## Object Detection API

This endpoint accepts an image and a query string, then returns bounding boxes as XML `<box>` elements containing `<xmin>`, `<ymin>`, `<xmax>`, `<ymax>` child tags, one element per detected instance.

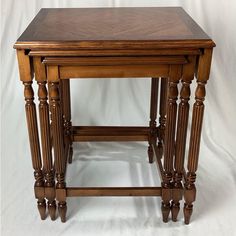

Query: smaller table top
<box><xmin>14</xmin><ymin>7</ymin><xmax>215</xmax><ymax>50</ymax></box>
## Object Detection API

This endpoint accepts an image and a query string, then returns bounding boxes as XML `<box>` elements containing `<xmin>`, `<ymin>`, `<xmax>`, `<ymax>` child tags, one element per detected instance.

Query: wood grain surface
<box><xmin>14</xmin><ymin>7</ymin><xmax>215</xmax><ymax>49</ymax></box>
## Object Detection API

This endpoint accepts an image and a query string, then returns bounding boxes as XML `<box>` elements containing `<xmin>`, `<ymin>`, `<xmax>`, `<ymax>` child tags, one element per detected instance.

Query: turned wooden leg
<box><xmin>58</xmin><ymin>202</ymin><xmax>67</xmax><ymax>221</ymax></box>
<box><xmin>33</xmin><ymin>167</ymin><xmax>46</xmax><ymax>221</ymax></box>
<box><xmin>56</xmin><ymin>173</ymin><xmax>67</xmax><ymax>223</ymax></box>
<box><xmin>171</xmin><ymin>56</ymin><xmax>196</xmax><ymax>222</ymax></box>
<box><xmin>17</xmin><ymin>50</ymin><xmax>47</xmax><ymax>220</ymax></box>
<box><xmin>48</xmin><ymin>66</ymin><xmax>67</xmax><ymax>222</ymax></box>
<box><xmin>161</xmin><ymin>173</ymin><xmax>172</xmax><ymax>223</ymax></box>
<box><xmin>38</xmin><ymin>81</ymin><xmax>56</xmax><ymax>220</ymax></box>
<box><xmin>162</xmin><ymin>65</ymin><xmax>182</xmax><ymax>223</ymax></box>
<box><xmin>59</xmin><ymin>81</ymin><xmax>66</xmax><ymax>169</ymax></box>
<box><xmin>61</xmin><ymin>80</ymin><xmax>73</xmax><ymax>164</ymax></box>
<box><xmin>34</xmin><ymin>57</ymin><xmax>56</xmax><ymax>221</ymax></box>
<box><xmin>37</xmin><ymin>199</ymin><xmax>46</xmax><ymax>220</ymax></box>
<box><xmin>50</xmin><ymin>81</ymin><xmax>67</xmax><ymax>222</ymax></box>
<box><xmin>148</xmin><ymin>77</ymin><xmax>159</xmax><ymax>163</ymax></box>
<box><xmin>157</xmin><ymin>77</ymin><xmax>168</xmax><ymax>158</ymax></box>
<box><xmin>184</xmin><ymin>49</ymin><xmax>213</xmax><ymax>224</ymax></box>
<box><xmin>24</xmin><ymin>81</ymin><xmax>46</xmax><ymax>220</ymax></box>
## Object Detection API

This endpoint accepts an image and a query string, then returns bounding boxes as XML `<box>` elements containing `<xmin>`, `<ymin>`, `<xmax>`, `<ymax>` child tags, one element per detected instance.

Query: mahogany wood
<box><xmin>171</xmin><ymin>56</ymin><xmax>196</xmax><ymax>222</ymax></box>
<box><xmin>184</xmin><ymin>48</ymin><xmax>213</xmax><ymax>224</ymax></box>
<box><xmin>16</xmin><ymin>50</ymin><xmax>33</xmax><ymax>82</ymax></box>
<box><xmin>58</xmin><ymin>80</ymin><xmax>69</xmax><ymax>167</ymax></box>
<box><xmin>59</xmin><ymin>81</ymin><xmax>71</xmax><ymax>170</ymax></box>
<box><xmin>29</xmin><ymin>48</ymin><xmax>202</xmax><ymax>57</ymax></box>
<box><xmin>43</xmin><ymin>56</ymin><xmax>188</xmax><ymax>66</ymax></box>
<box><xmin>43</xmin><ymin>56</ymin><xmax>187</xmax><ymax>79</ymax></box>
<box><xmin>14</xmin><ymin>8</ymin><xmax>215</xmax><ymax>50</ymax></box>
<box><xmin>34</xmin><ymin>57</ymin><xmax>56</xmax><ymax>221</ymax></box>
<box><xmin>67</xmin><ymin>187</ymin><xmax>162</xmax><ymax>197</ymax></box>
<box><xmin>148</xmin><ymin>78</ymin><xmax>159</xmax><ymax>163</ymax></box>
<box><xmin>28</xmin><ymin>49</ymin><xmax>202</xmax><ymax>57</ymax></box>
<box><xmin>60</xmin><ymin>65</ymin><xmax>169</xmax><ymax>79</ymax></box>
<box><xmin>162</xmin><ymin>65</ymin><xmax>182</xmax><ymax>223</ymax></box>
<box><xmin>17</xmin><ymin>51</ymin><xmax>46</xmax><ymax>220</ymax></box>
<box><xmin>48</xmin><ymin>67</ymin><xmax>67</xmax><ymax>223</ymax></box>
<box><xmin>25</xmin><ymin>81</ymin><xmax>46</xmax><ymax>220</ymax></box>
<box><xmin>61</xmin><ymin>80</ymin><xmax>73</xmax><ymax>164</ymax></box>
<box><xmin>15</xmin><ymin>7</ymin><xmax>215</xmax><ymax>225</ymax></box>
<box><xmin>157</xmin><ymin>77</ymin><xmax>168</xmax><ymax>157</ymax></box>
<box><xmin>72</xmin><ymin>126</ymin><xmax>150</xmax><ymax>142</ymax></box>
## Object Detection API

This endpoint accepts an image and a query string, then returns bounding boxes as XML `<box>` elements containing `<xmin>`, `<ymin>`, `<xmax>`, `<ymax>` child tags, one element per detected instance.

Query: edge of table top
<box><xmin>14</xmin><ymin>7</ymin><xmax>216</xmax><ymax>50</ymax></box>
<box><xmin>14</xmin><ymin>39</ymin><xmax>216</xmax><ymax>50</ymax></box>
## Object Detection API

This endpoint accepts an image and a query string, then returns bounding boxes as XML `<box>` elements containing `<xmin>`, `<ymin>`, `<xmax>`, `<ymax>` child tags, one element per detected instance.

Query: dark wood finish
<box><xmin>25</xmin><ymin>81</ymin><xmax>46</xmax><ymax>220</ymax></box>
<box><xmin>22</xmin><ymin>82</ymin><xmax>41</xmax><ymax>173</ymax></box>
<box><xmin>67</xmin><ymin>187</ymin><xmax>162</xmax><ymax>197</ymax></box>
<box><xmin>171</xmin><ymin>56</ymin><xmax>196</xmax><ymax>222</ymax></box>
<box><xmin>58</xmin><ymin>80</ymin><xmax>71</xmax><ymax>168</ymax></box>
<box><xmin>34</xmin><ymin>57</ymin><xmax>56</xmax><ymax>221</ymax></box>
<box><xmin>17</xmin><ymin>50</ymin><xmax>46</xmax><ymax>220</ymax></box>
<box><xmin>48</xmin><ymin>66</ymin><xmax>67</xmax><ymax>223</ymax></box>
<box><xmin>42</xmin><ymin>56</ymin><xmax>187</xmax><ymax>79</ymax></box>
<box><xmin>184</xmin><ymin>48</ymin><xmax>213</xmax><ymax>224</ymax></box>
<box><xmin>16</xmin><ymin>50</ymin><xmax>33</xmax><ymax>82</ymax></box>
<box><xmin>157</xmin><ymin>77</ymin><xmax>168</xmax><ymax>157</ymax></box>
<box><xmin>72</xmin><ymin>126</ymin><xmax>150</xmax><ymax>142</ymax></box>
<box><xmin>15</xmin><ymin>7</ymin><xmax>215</xmax><ymax>225</ymax></box>
<box><xmin>61</xmin><ymin>80</ymin><xmax>73</xmax><ymax>164</ymax></box>
<box><xmin>148</xmin><ymin>78</ymin><xmax>159</xmax><ymax>163</ymax></box>
<box><xmin>43</xmin><ymin>56</ymin><xmax>188</xmax><ymax>66</ymax></box>
<box><xmin>162</xmin><ymin>65</ymin><xmax>182</xmax><ymax>223</ymax></box>
<box><xmin>28</xmin><ymin>48</ymin><xmax>202</xmax><ymax>57</ymax></box>
<box><xmin>14</xmin><ymin>8</ymin><xmax>215</xmax><ymax>50</ymax></box>
<box><xmin>59</xmin><ymin>65</ymin><xmax>169</xmax><ymax>79</ymax></box>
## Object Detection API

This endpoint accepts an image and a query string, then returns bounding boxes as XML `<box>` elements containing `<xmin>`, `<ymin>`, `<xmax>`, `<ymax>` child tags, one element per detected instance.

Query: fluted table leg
<box><xmin>171</xmin><ymin>56</ymin><xmax>196</xmax><ymax>221</ymax></box>
<box><xmin>148</xmin><ymin>77</ymin><xmax>159</xmax><ymax>163</ymax></box>
<box><xmin>17</xmin><ymin>50</ymin><xmax>46</xmax><ymax>220</ymax></box>
<box><xmin>184</xmin><ymin>49</ymin><xmax>213</xmax><ymax>224</ymax></box>
<box><xmin>34</xmin><ymin>57</ymin><xmax>56</xmax><ymax>221</ymax></box>
<box><xmin>157</xmin><ymin>77</ymin><xmax>168</xmax><ymax>158</ymax></box>
<box><xmin>61</xmin><ymin>80</ymin><xmax>73</xmax><ymax>164</ymax></box>
<box><xmin>48</xmin><ymin>66</ymin><xmax>67</xmax><ymax>223</ymax></box>
<box><xmin>24</xmin><ymin>81</ymin><xmax>46</xmax><ymax>220</ymax></box>
<box><xmin>162</xmin><ymin>65</ymin><xmax>182</xmax><ymax>223</ymax></box>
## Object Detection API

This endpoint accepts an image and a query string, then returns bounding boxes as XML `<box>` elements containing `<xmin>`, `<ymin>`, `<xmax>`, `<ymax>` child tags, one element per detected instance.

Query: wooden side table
<box><xmin>14</xmin><ymin>7</ymin><xmax>215</xmax><ymax>224</ymax></box>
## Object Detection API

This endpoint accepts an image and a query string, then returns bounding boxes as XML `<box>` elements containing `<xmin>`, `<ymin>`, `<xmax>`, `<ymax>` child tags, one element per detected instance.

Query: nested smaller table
<box><xmin>14</xmin><ymin>7</ymin><xmax>215</xmax><ymax>224</ymax></box>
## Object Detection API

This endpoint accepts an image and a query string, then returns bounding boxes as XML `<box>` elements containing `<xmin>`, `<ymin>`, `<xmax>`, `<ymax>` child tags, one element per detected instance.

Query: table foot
<box><xmin>37</xmin><ymin>199</ymin><xmax>46</xmax><ymax>220</ymax></box>
<box><xmin>171</xmin><ymin>201</ymin><xmax>180</xmax><ymax>222</ymax></box>
<box><xmin>184</xmin><ymin>203</ymin><xmax>193</xmax><ymax>224</ymax></box>
<box><xmin>171</xmin><ymin>173</ymin><xmax>183</xmax><ymax>222</ymax></box>
<box><xmin>161</xmin><ymin>202</ymin><xmax>171</xmax><ymax>223</ymax></box>
<box><xmin>48</xmin><ymin>200</ymin><xmax>56</xmax><ymax>221</ymax></box>
<box><xmin>58</xmin><ymin>201</ymin><xmax>67</xmax><ymax>223</ymax></box>
<box><xmin>183</xmin><ymin>174</ymin><xmax>196</xmax><ymax>225</ymax></box>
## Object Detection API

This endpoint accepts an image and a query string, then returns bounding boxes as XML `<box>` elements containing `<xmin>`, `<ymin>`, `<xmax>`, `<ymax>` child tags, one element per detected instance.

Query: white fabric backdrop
<box><xmin>1</xmin><ymin>1</ymin><xmax>236</xmax><ymax>236</ymax></box>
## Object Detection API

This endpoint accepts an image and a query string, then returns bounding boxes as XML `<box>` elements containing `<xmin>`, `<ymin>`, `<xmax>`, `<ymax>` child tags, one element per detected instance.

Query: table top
<box><xmin>14</xmin><ymin>7</ymin><xmax>215</xmax><ymax>50</ymax></box>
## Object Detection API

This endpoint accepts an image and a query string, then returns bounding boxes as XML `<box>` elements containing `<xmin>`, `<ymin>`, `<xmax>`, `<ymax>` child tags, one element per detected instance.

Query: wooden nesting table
<box><xmin>14</xmin><ymin>7</ymin><xmax>215</xmax><ymax>224</ymax></box>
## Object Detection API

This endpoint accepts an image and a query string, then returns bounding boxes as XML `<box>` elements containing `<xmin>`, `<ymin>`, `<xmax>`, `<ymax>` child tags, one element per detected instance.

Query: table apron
<box><xmin>59</xmin><ymin>64</ymin><xmax>169</xmax><ymax>78</ymax></box>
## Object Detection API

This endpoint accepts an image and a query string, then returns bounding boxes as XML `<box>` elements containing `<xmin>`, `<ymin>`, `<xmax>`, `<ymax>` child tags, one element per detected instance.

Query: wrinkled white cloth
<box><xmin>1</xmin><ymin>1</ymin><xmax>236</xmax><ymax>236</ymax></box>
